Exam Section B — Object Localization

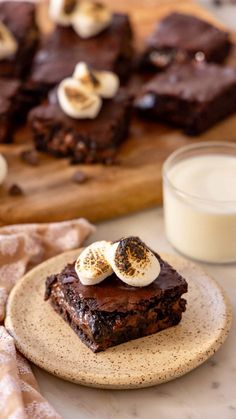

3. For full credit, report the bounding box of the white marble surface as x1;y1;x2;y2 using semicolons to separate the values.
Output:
33;208;236;419
32;2;236;418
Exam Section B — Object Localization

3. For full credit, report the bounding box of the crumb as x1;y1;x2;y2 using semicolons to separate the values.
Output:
72;171;89;184
212;0;236;5
8;183;24;196
211;381;220;389
20;149;39;166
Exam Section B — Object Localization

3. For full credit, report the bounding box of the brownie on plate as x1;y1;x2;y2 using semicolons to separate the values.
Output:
45;253;188;352
28;13;133;99
135;61;236;135
29;89;132;164
0;1;39;78
140;13;231;71
0;78;32;143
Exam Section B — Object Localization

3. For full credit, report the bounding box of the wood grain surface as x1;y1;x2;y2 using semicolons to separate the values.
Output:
0;0;236;226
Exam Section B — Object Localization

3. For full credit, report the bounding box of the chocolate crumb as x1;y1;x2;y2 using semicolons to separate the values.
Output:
211;381;220;389
8;184;24;196
72;171;89;184
21;149;39;166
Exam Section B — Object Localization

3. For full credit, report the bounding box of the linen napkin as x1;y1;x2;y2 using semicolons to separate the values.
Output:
0;218;95;418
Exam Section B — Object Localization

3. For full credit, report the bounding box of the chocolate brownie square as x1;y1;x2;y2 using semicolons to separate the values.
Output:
141;13;231;71
29;89;132;164
135;61;236;135
45;252;188;352
28;13;133;99
0;1;39;78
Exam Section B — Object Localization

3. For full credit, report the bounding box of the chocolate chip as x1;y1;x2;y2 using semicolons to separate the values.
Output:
21;149;39;166
72;171;89;184
8;183;24;196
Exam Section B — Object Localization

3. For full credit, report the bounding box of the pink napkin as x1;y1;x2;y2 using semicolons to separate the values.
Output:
0;218;95;418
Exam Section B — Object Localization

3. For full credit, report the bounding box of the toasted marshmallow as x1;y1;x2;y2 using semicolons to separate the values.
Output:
49;0;78;26
75;241;113;285
57;77;102;119
0;22;17;60
73;62;119;99
0;154;7;185
106;237;160;287
72;1;112;39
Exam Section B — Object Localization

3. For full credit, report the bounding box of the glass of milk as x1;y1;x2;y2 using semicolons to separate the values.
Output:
163;142;236;263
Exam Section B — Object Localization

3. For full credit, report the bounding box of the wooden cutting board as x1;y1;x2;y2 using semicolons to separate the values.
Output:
0;0;236;226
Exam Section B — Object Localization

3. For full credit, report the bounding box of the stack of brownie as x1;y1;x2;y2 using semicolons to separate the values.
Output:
0;1;39;143
28;8;134;164
0;0;134;159
1;2;236;158
135;12;236;135
28;9;236;163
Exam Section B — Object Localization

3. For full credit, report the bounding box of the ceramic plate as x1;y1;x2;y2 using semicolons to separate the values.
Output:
5;249;232;389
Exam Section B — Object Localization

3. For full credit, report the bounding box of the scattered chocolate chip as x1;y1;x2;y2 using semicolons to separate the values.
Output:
212;0;236;5
8;183;24;196
213;0;222;6
211;381;220;389
72;170;89;184
21;149;39;166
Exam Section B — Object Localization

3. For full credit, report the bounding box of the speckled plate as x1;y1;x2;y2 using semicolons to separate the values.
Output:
5;249;232;389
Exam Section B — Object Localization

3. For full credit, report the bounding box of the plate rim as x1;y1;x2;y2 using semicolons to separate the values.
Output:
5;249;233;389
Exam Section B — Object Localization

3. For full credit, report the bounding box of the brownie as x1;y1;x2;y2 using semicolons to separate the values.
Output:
29;89;132;164
135;61;236;135
0;1;39;78
0;78;32;143
28;13;133;100
140;12;231;71
45;253;188;352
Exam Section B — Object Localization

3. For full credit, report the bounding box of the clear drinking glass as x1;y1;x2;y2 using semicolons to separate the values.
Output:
162;142;236;263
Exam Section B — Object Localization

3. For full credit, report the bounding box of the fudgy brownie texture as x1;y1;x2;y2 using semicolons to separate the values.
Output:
29;89;132;164
45;253;188;352
135;61;236;135
0;1;39;78
28;13;133;100
0;78;33;143
140;12;231;71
